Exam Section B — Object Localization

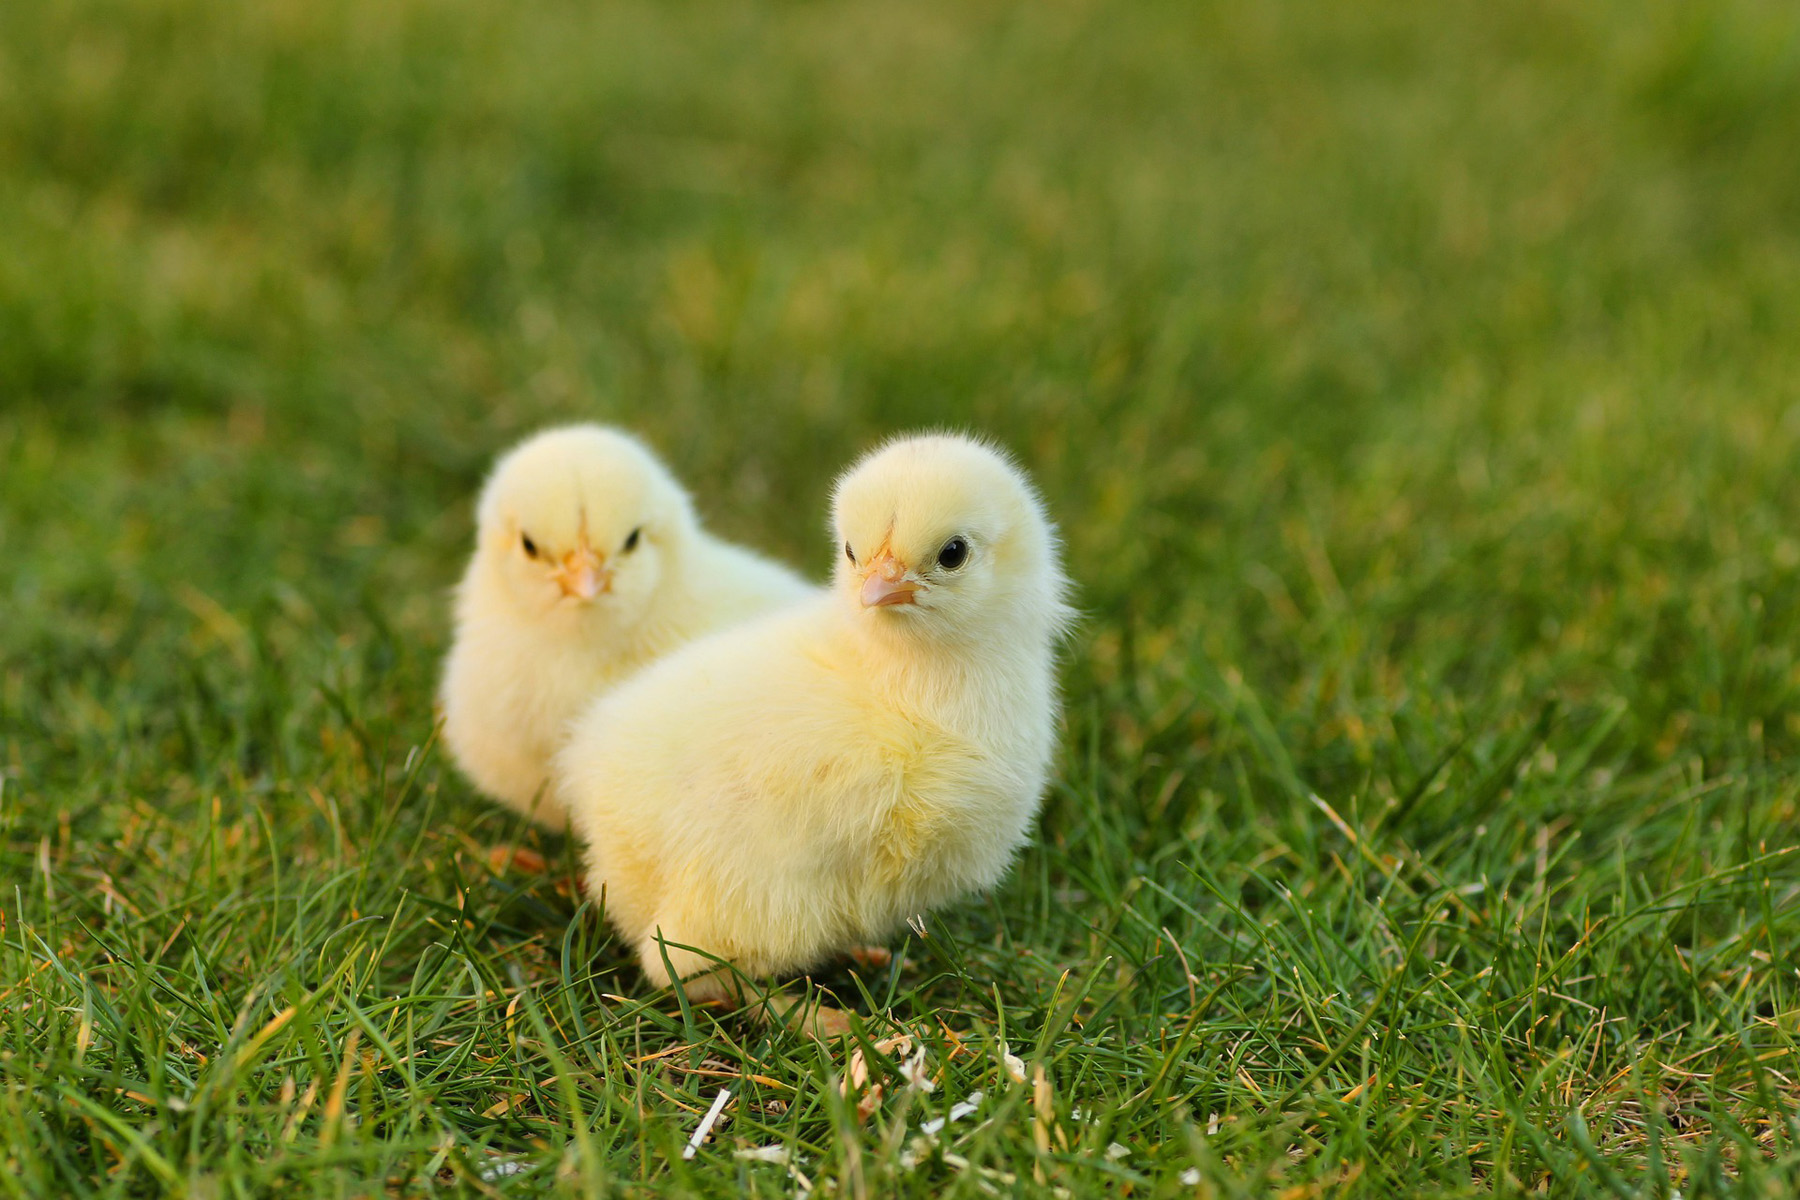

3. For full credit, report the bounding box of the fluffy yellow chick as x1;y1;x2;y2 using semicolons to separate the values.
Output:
557;433;1073;999
439;424;812;830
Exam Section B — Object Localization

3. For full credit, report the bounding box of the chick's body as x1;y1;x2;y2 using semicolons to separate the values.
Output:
441;426;810;830
558;434;1071;997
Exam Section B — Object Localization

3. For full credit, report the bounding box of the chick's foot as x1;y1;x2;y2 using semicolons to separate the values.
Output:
486;844;549;876
844;945;893;971
755;992;856;1041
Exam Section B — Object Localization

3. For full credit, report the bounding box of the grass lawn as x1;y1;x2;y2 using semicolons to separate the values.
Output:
5;0;1800;1194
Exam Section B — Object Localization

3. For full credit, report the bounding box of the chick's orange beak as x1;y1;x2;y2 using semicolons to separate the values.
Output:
553;543;609;600
860;549;921;608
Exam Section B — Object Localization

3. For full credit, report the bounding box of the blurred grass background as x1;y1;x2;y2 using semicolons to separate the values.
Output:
4;0;1800;1195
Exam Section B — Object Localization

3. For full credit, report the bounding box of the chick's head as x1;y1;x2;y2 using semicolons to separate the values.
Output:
473;425;696;627
831;433;1073;641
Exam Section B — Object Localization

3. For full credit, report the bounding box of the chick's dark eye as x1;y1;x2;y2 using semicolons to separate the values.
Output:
521;532;539;558
937;537;969;571
844;541;856;566
624;527;641;553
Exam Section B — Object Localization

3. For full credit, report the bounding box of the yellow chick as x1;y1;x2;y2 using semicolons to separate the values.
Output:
439;424;812;830
557;433;1073;999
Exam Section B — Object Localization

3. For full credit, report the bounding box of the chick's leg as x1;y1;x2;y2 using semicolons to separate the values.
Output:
635;930;857;1039
636;930;744;1005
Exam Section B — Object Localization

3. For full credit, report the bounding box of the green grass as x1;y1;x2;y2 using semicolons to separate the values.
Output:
5;0;1800;1194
